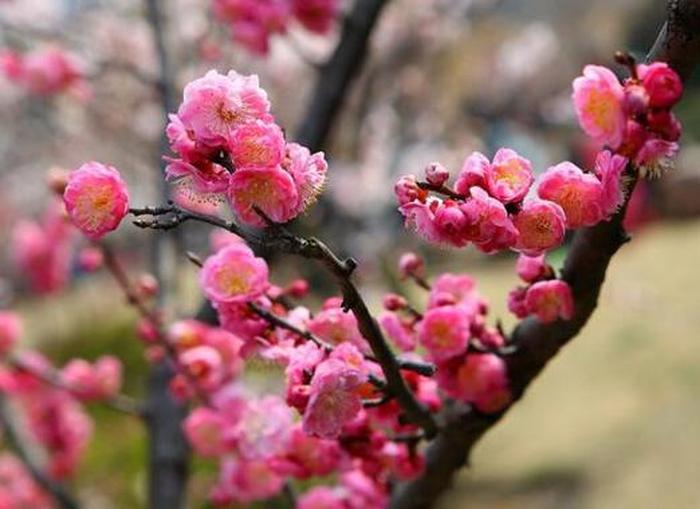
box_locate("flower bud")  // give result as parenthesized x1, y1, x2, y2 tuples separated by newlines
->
(640, 62, 683, 109)
(424, 162, 449, 187)
(382, 293, 407, 311)
(398, 252, 424, 279)
(623, 84, 649, 116)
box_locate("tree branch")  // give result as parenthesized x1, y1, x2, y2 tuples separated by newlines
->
(0, 394, 81, 509)
(389, 2, 700, 507)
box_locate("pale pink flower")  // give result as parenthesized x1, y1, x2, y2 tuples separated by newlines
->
(235, 396, 293, 460)
(63, 162, 129, 239)
(229, 120, 285, 169)
(200, 243, 269, 304)
(515, 254, 550, 283)
(525, 279, 574, 323)
(211, 457, 285, 504)
(283, 142, 328, 212)
(454, 152, 488, 195)
(308, 306, 369, 353)
(177, 70, 271, 147)
(594, 150, 628, 216)
(513, 198, 566, 256)
(228, 166, 300, 226)
(0, 312, 21, 356)
(303, 359, 365, 438)
(485, 148, 534, 203)
(454, 353, 511, 413)
(179, 345, 224, 391)
(537, 162, 603, 228)
(297, 486, 346, 509)
(183, 407, 230, 457)
(572, 65, 626, 148)
(292, 0, 339, 34)
(638, 62, 683, 109)
(418, 305, 471, 361)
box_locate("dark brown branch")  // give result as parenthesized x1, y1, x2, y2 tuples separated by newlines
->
(389, 2, 700, 507)
(131, 206, 439, 438)
(295, 0, 391, 150)
(0, 394, 80, 509)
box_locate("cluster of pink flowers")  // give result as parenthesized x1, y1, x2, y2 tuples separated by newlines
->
(396, 147, 627, 254)
(380, 259, 510, 413)
(0, 47, 89, 98)
(212, 0, 340, 54)
(166, 70, 327, 227)
(0, 453, 53, 508)
(508, 254, 574, 323)
(573, 61, 683, 177)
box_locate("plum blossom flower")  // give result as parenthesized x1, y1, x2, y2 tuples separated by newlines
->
(235, 396, 293, 460)
(297, 486, 346, 509)
(63, 162, 129, 239)
(515, 253, 551, 283)
(417, 306, 471, 361)
(461, 187, 518, 252)
(594, 150, 628, 215)
(303, 359, 365, 438)
(179, 346, 224, 391)
(200, 243, 269, 304)
(183, 407, 230, 457)
(210, 457, 285, 504)
(229, 120, 285, 169)
(454, 152, 489, 195)
(454, 353, 511, 413)
(525, 279, 574, 323)
(537, 162, 603, 229)
(177, 70, 271, 147)
(275, 424, 344, 479)
(283, 142, 328, 211)
(484, 148, 534, 203)
(379, 311, 416, 352)
(638, 62, 683, 109)
(60, 356, 122, 401)
(228, 166, 300, 226)
(572, 65, 626, 148)
(308, 305, 369, 353)
(513, 198, 567, 256)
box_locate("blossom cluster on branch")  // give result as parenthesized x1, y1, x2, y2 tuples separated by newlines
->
(1, 51, 685, 507)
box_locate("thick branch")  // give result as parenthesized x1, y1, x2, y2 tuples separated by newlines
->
(389, 2, 700, 507)
(295, 0, 390, 150)
(0, 394, 80, 509)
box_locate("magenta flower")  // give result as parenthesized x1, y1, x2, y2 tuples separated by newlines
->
(525, 279, 574, 323)
(228, 166, 300, 227)
(639, 62, 683, 109)
(297, 486, 346, 509)
(454, 152, 489, 195)
(292, 0, 340, 34)
(513, 198, 567, 256)
(183, 407, 230, 457)
(594, 150, 628, 216)
(229, 120, 285, 169)
(454, 353, 511, 413)
(462, 187, 518, 252)
(418, 305, 471, 361)
(63, 162, 129, 239)
(484, 148, 534, 204)
(200, 243, 269, 304)
(572, 65, 626, 148)
(537, 161, 603, 229)
(515, 253, 551, 284)
(211, 457, 285, 504)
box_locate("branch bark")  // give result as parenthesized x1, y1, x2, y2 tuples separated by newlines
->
(389, 2, 700, 507)
(142, 1, 189, 508)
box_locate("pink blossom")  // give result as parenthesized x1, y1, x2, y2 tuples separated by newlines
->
(0, 312, 21, 356)
(424, 162, 449, 186)
(297, 486, 346, 509)
(303, 359, 365, 438)
(276, 424, 344, 479)
(200, 243, 269, 304)
(228, 166, 300, 226)
(485, 148, 534, 203)
(461, 187, 518, 252)
(572, 65, 626, 148)
(381, 441, 426, 480)
(515, 254, 551, 283)
(639, 62, 683, 109)
(341, 469, 388, 509)
(214, 299, 270, 346)
(433, 201, 469, 246)
(179, 345, 224, 391)
(379, 311, 416, 351)
(229, 120, 285, 169)
(2, 47, 86, 97)
(398, 252, 424, 279)
(634, 138, 679, 178)
(454, 353, 511, 413)
(283, 142, 328, 212)
(77, 246, 104, 272)
(0, 453, 53, 508)
(427, 273, 478, 309)
(537, 162, 603, 228)
(210, 457, 285, 504)
(399, 198, 449, 245)
(507, 286, 529, 319)
(63, 162, 129, 239)
(308, 306, 369, 353)
(394, 174, 424, 205)
(594, 150, 628, 216)
(235, 396, 293, 459)
(213, 0, 291, 55)
(164, 157, 232, 195)
(292, 0, 339, 34)
(454, 152, 488, 195)
(418, 305, 471, 361)
(177, 70, 271, 147)
(525, 279, 574, 323)
(513, 198, 566, 255)
(183, 407, 230, 457)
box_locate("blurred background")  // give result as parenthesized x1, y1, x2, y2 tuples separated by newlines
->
(0, 0, 699, 507)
